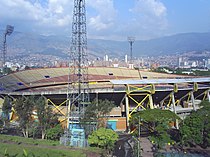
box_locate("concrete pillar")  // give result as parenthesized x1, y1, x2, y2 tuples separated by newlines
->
(191, 91, 196, 111)
(148, 94, 154, 109)
(207, 90, 210, 102)
(175, 119, 179, 129)
(125, 96, 130, 132)
(171, 92, 176, 114)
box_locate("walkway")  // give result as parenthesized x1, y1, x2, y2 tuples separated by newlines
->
(140, 137, 154, 157)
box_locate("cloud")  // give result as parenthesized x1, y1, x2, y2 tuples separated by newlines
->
(0, 0, 168, 40)
(127, 0, 168, 39)
(0, 0, 73, 35)
(87, 0, 168, 40)
(0, 0, 117, 38)
(87, 0, 116, 32)
(132, 0, 167, 17)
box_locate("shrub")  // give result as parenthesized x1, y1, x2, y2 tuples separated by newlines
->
(46, 124, 63, 141)
(88, 127, 118, 151)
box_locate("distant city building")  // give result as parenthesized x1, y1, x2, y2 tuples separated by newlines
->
(125, 55, 128, 63)
(104, 55, 109, 62)
(191, 61, 197, 67)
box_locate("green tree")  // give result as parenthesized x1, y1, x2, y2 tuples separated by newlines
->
(2, 96, 12, 126)
(81, 99, 115, 129)
(2, 67, 12, 75)
(130, 109, 180, 150)
(88, 127, 118, 154)
(180, 100, 210, 148)
(35, 96, 57, 139)
(14, 96, 35, 138)
(46, 124, 63, 140)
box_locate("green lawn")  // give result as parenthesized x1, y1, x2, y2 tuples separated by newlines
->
(0, 134, 59, 146)
(0, 134, 101, 157)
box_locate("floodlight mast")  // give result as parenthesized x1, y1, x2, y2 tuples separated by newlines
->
(2, 25, 14, 67)
(67, 0, 89, 125)
(127, 36, 135, 63)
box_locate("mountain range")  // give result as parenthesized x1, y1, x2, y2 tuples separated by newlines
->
(2, 31, 210, 59)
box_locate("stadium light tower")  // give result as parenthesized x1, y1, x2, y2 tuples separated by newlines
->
(65, 0, 89, 147)
(127, 36, 135, 63)
(2, 25, 14, 67)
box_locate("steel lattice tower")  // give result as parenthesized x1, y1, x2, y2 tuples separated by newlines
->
(127, 36, 135, 63)
(67, 0, 89, 125)
(1, 25, 14, 67)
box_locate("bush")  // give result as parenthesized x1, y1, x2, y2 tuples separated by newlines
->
(46, 124, 63, 141)
(88, 127, 118, 151)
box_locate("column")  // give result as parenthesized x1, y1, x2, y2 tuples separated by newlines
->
(125, 96, 130, 132)
(171, 92, 176, 114)
(148, 94, 154, 109)
(191, 91, 196, 111)
(207, 90, 210, 102)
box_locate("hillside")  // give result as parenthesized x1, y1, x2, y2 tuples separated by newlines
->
(1, 31, 210, 58)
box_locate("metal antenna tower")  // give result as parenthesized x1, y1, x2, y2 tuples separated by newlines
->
(67, 0, 89, 126)
(127, 36, 135, 63)
(2, 25, 14, 67)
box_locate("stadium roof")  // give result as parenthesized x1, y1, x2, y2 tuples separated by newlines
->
(110, 77, 210, 85)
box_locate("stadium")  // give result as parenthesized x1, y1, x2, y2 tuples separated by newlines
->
(1, 66, 210, 132)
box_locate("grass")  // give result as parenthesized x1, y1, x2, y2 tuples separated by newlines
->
(0, 134, 101, 157)
(0, 134, 59, 146)
(0, 143, 85, 157)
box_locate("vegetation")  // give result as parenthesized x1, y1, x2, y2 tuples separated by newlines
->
(130, 109, 180, 150)
(88, 127, 118, 154)
(14, 96, 34, 138)
(35, 96, 58, 139)
(0, 67, 13, 75)
(0, 135, 87, 157)
(153, 67, 210, 76)
(81, 99, 115, 130)
(46, 124, 63, 140)
(1, 96, 12, 126)
(180, 100, 210, 148)
(12, 96, 60, 139)
(193, 70, 210, 76)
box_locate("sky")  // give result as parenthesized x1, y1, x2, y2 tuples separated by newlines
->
(0, 0, 210, 41)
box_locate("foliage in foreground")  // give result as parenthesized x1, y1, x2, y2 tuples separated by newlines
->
(0, 134, 88, 157)
(14, 96, 34, 138)
(12, 96, 59, 139)
(1, 96, 12, 127)
(130, 109, 180, 149)
(88, 127, 118, 152)
(0, 142, 85, 157)
(46, 124, 63, 140)
(36, 96, 59, 139)
(180, 100, 210, 148)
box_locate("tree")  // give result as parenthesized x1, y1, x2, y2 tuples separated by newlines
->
(180, 100, 210, 148)
(14, 96, 34, 138)
(35, 96, 58, 139)
(81, 99, 115, 130)
(130, 109, 180, 150)
(2, 67, 12, 75)
(46, 124, 63, 140)
(88, 127, 118, 154)
(2, 96, 12, 126)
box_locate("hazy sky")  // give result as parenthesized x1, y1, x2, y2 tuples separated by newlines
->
(0, 0, 210, 40)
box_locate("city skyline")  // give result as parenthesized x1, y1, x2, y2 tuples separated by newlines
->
(0, 0, 210, 41)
